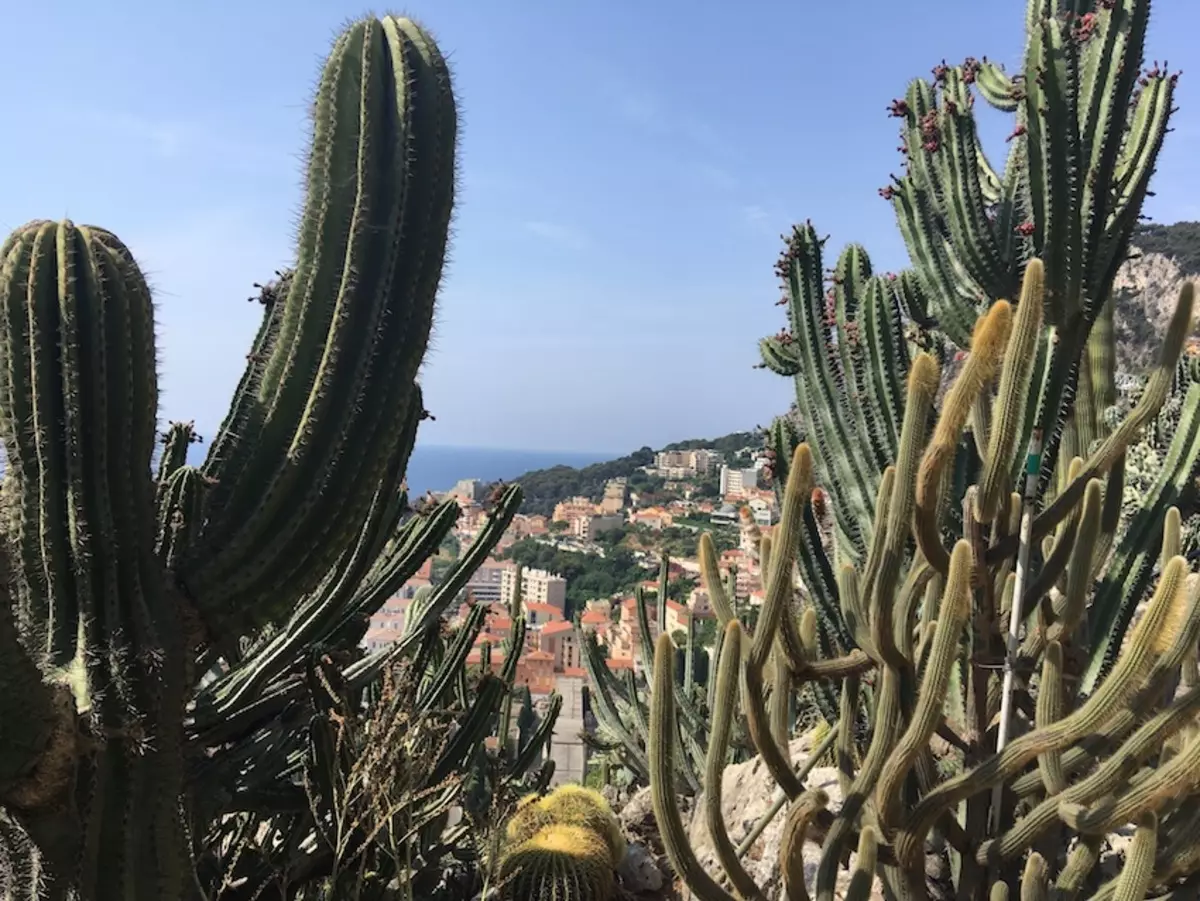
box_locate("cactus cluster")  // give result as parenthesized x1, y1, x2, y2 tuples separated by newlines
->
(578, 554, 757, 794)
(0, 16, 552, 900)
(654, 263, 1200, 901)
(648, 2, 1200, 899)
(498, 785, 624, 901)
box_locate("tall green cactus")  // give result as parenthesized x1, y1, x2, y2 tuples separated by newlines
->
(0, 15, 534, 900)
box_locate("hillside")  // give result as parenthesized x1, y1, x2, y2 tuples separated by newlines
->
(1113, 221, 1200, 371)
(504, 431, 759, 516)
(1131, 221, 1200, 276)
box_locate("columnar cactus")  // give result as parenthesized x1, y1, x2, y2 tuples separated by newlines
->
(652, 260, 1200, 901)
(577, 555, 750, 794)
(0, 16, 537, 900)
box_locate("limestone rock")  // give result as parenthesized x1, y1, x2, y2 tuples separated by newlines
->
(681, 733, 884, 900)
(1112, 248, 1192, 372)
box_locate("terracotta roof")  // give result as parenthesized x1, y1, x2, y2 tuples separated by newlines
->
(561, 666, 587, 678)
(606, 657, 635, 670)
(581, 611, 609, 625)
(526, 650, 555, 662)
(526, 602, 564, 616)
(540, 621, 575, 636)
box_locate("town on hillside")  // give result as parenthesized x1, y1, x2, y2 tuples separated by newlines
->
(362, 441, 780, 784)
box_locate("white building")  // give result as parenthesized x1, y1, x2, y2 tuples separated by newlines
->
(719, 465, 760, 497)
(501, 565, 568, 612)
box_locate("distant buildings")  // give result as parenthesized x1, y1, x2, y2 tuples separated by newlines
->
(719, 465, 759, 497)
(501, 565, 568, 612)
(575, 513, 624, 540)
(599, 477, 629, 514)
(552, 496, 599, 529)
(449, 478, 488, 503)
(464, 559, 506, 605)
(654, 448, 721, 479)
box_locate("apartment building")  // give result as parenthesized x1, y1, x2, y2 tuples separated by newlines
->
(719, 465, 760, 497)
(449, 478, 487, 503)
(574, 513, 624, 540)
(500, 565, 568, 611)
(654, 448, 720, 478)
(463, 560, 505, 605)
(599, 477, 628, 514)
(552, 496, 598, 527)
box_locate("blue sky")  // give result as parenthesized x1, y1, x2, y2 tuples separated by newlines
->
(3, 2, 1197, 455)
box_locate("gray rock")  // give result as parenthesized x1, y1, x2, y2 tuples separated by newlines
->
(619, 841, 667, 895)
(620, 786, 659, 841)
(682, 733, 883, 900)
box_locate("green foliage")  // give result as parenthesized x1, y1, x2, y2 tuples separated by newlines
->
(662, 431, 759, 454)
(1133, 221, 1200, 277)
(505, 448, 655, 516)
(505, 430, 756, 517)
(501, 538, 647, 611)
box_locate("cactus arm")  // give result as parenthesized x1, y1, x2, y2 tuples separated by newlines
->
(874, 540, 971, 829)
(0, 570, 69, 805)
(1112, 812, 1158, 901)
(508, 693, 562, 781)
(843, 827, 878, 901)
(977, 260, 1046, 522)
(1054, 834, 1104, 900)
(1058, 728, 1200, 834)
(814, 666, 900, 901)
(699, 533, 736, 625)
(154, 420, 199, 497)
(705, 622, 767, 901)
(868, 353, 939, 670)
(415, 606, 487, 712)
(578, 630, 649, 780)
(185, 17, 457, 637)
(649, 632, 738, 901)
(0, 221, 191, 895)
(860, 277, 910, 463)
(1034, 641, 1067, 795)
(896, 556, 1192, 869)
(1084, 353, 1200, 691)
(975, 61, 1021, 113)
(1020, 852, 1049, 901)
(915, 303, 1012, 572)
(430, 674, 506, 784)
(1031, 17, 1083, 324)
(780, 790, 829, 901)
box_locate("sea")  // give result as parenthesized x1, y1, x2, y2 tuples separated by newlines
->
(180, 442, 610, 499)
(401, 445, 611, 497)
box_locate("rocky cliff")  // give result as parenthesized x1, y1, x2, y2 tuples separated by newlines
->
(1113, 221, 1200, 371)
